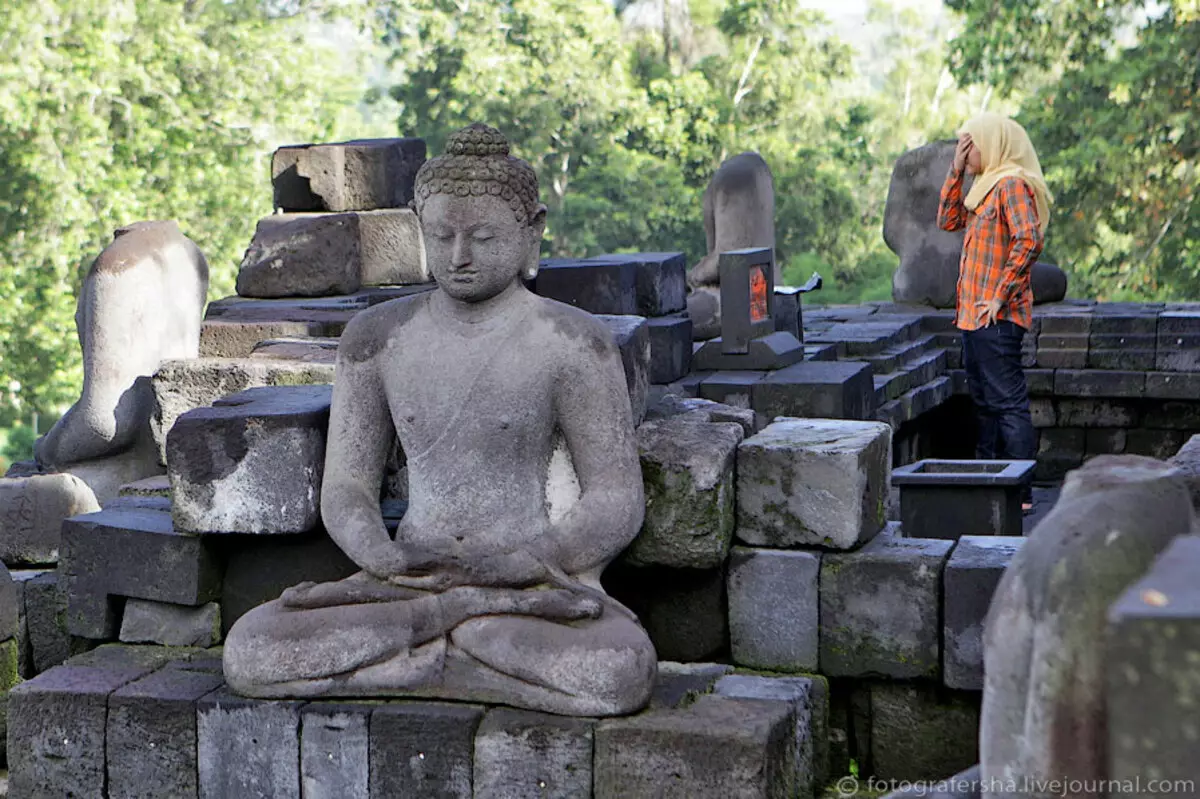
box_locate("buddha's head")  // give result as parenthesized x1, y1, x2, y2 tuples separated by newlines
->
(413, 124, 547, 303)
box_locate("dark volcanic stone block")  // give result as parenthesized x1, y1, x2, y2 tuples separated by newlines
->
(1085, 427, 1127, 456)
(596, 315, 651, 425)
(650, 662, 733, 710)
(301, 702, 376, 799)
(594, 694, 796, 799)
(0, 564, 17, 642)
(1125, 429, 1186, 459)
(1142, 401, 1200, 430)
(1024, 368, 1054, 396)
(168, 385, 333, 535)
(370, 702, 484, 799)
(692, 332, 806, 372)
(1146, 371, 1200, 399)
(587, 252, 687, 316)
(891, 459, 1035, 539)
(1035, 428, 1085, 482)
(1108, 535, 1200, 794)
(1156, 311, 1200, 371)
(197, 688, 304, 799)
(8, 660, 164, 798)
(61, 507, 221, 639)
(820, 536, 953, 679)
(1056, 399, 1138, 428)
(699, 371, 766, 411)
(867, 682, 981, 782)
(752, 361, 876, 421)
(727, 547, 820, 672)
(535, 259, 639, 315)
(272, 137, 426, 212)
(1053, 369, 1145, 398)
(473, 708, 595, 799)
(943, 536, 1025, 690)
(773, 288, 803, 341)
(23, 570, 74, 675)
(602, 563, 728, 662)
(1087, 314, 1156, 371)
(108, 667, 226, 799)
(647, 314, 693, 384)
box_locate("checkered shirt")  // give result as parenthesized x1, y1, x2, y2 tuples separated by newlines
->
(937, 165, 1044, 331)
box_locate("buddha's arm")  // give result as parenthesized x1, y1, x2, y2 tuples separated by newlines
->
(321, 326, 403, 578)
(549, 332, 645, 575)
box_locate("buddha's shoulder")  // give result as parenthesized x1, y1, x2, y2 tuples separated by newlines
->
(338, 292, 432, 363)
(530, 296, 621, 355)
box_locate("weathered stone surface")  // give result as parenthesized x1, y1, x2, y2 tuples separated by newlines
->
(61, 507, 221, 639)
(1169, 433, 1200, 513)
(700, 371, 764, 410)
(1055, 398, 1138, 428)
(119, 599, 221, 647)
(597, 315, 651, 425)
(820, 535, 953, 679)
(650, 662, 733, 709)
(594, 694, 796, 799)
(22, 570, 73, 675)
(1053, 369, 1146, 398)
(272, 137, 426, 212)
(370, 702, 484, 798)
(0, 563, 18, 642)
(33, 221, 208, 503)
(200, 318, 328, 358)
(1155, 311, 1200, 371)
(107, 666, 225, 799)
(1145, 371, 1200, 399)
(643, 392, 756, 437)
(474, 708, 595, 799)
(869, 682, 980, 782)
(587, 252, 688, 317)
(356, 208, 428, 285)
(943, 536, 1025, 691)
(168, 385, 332, 535)
(250, 337, 340, 364)
(626, 419, 742, 569)
(118, 475, 170, 498)
(751, 361, 877, 422)
(737, 418, 892, 550)
(0, 473, 100, 565)
(1107, 534, 1200, 794)
(727, 547, 819, 672)
(715, 674, 820, 799)
(982, 456, 1195, 796)
(536, 259, 639, 315)
(151, 357, 334, 463)
(300, 702, 375, 799)
(1125, 428, 1186, 459)
(647, 314, 694, 384)
(603, 563, 728, 662)
(1087, 314, 1156, 371)
(8, 658, 163, 797)
(197, 688, 303, 799)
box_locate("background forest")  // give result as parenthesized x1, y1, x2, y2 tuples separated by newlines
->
(0, 0, 1196, 465)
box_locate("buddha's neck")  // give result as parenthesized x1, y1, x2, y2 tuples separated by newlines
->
(433, 280, 525, 326)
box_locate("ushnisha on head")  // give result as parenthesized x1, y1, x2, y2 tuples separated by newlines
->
(413, 124, 548, 300)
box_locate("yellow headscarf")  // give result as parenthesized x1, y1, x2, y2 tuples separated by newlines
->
(960, 113, 1053, 235)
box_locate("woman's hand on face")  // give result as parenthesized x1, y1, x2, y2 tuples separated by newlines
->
(953, 134, 973, 172)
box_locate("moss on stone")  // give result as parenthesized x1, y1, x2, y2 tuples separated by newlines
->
(0, 638, 20, 691)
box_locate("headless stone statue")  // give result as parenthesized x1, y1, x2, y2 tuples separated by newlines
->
(884, 140, 1068, 308)
(33, 221, 208, 502)
(223, 124, 657, 716)
(687, 152, 777, 340)
(981, 456, 1194, 797)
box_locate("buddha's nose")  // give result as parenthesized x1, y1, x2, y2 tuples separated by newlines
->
(451, 235, 472, 268)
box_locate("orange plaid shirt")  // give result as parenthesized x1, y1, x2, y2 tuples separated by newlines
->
(937, 165, 1043, 331)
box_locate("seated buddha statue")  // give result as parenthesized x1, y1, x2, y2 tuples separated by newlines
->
(222, 124, 657, 716)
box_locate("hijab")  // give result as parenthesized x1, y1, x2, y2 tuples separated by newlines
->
(960, 113, 1053, 235)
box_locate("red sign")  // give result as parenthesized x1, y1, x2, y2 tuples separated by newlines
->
(749, 265, 769, 323)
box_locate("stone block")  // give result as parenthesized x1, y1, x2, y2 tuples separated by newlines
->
(595, 694, 796, 799)
(602, 563, 728, 662)
(1107, 535, 1200, 793)
(1142, 400, 1200, 430)
(1029, 398, 1056, 428)
(0, 473, 100, 565)
(626, 419, 742, 570)
(357, 208, 428, 285)
(1085, 427, 1127, 456)
(370, 701, 484, 798)
(943, 536, 1025, 690)
(474, 708, 595, 799)
(201, 319, 329, 358)
(23, 570, 73, 675)
(218, 532, 358, 633)
(1036, 428, 1085, 481)
(1087, 314, 1157, 371)
(119, 599, 221, 647)
(891, 459, 1035, 539)
(168, 385, 332, 535)
(773, 288, 804, 341)
(736, 418, 891, 550)
(197, 688, 304, 799)
(1056, 399, 1138, 428)
(0, 564, 17, 643)
(1146, 371, 1200, 399)
(301, 702, 375, 799)
(596, 315, 650, 425)
(1024, 368, 1054, 396)
(236, 213, 363, 298)
(715, 674, 822, 799)
(61, 507, 221, 639)
(118, 475, 170, 498)
(699, 371, 765, 411)
(867, 682, 981, 782)
(272, 137, 426, 212)
(650, 662, 733, 709)
(1053, 369, 1145, 398)
(8, 657, 164, 797)
(1124, 428, 1186, 460)
(587, 252, 688, 316)
(250, 337, 340, 364)
(536, 259, 639, 315)
(1156, 311, 1200, 371)
(819, 535, 953, 678)
(647, 313, 693, 384)
(727, 547, 820, 672)
(691, 332, 806, 372)
(107, 666, 225, 799)
(151, 357, 334, 463)
(751, 361, 876, 421)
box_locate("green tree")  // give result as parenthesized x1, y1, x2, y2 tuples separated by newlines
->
(0, 0, 371, 423)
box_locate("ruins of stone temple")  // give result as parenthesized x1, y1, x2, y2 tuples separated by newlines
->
(2, 124, 1200, 798)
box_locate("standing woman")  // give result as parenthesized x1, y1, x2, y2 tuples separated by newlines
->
(937, 113, 1053, 507)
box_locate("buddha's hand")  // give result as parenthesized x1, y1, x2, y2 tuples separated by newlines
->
(358, 540, 444, 584)
(385, 548, 550, 592)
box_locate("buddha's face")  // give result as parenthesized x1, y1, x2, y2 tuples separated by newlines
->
(420, 193, 546, 303)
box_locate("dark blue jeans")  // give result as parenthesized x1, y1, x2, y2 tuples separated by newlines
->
(962, 321, 1037, 465)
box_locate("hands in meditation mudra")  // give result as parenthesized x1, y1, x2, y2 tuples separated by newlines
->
(223, 124, 657, 716)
